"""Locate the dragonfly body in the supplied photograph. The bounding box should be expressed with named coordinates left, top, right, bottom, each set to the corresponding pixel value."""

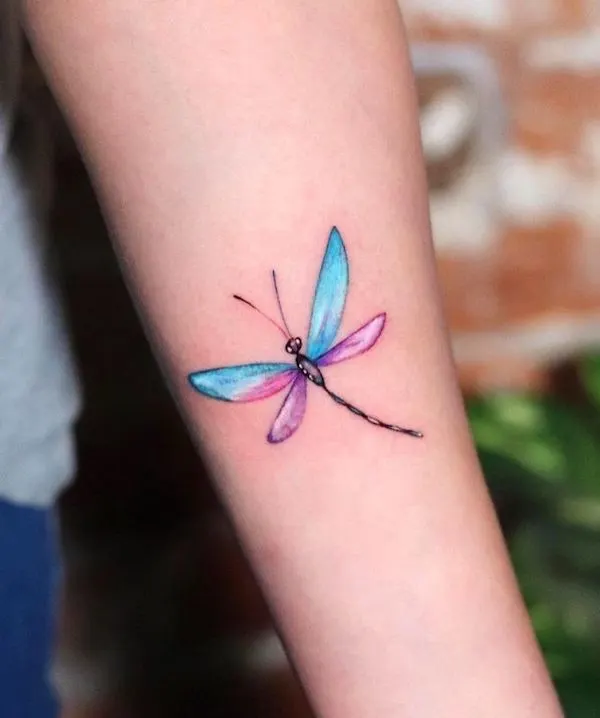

left=280, top=332, right=421, bottom=438
left=296, top=354, right=325, bottom=387
left=188, top=228, right=423, bottom=444
left=286, top=337, right=325, bottom=387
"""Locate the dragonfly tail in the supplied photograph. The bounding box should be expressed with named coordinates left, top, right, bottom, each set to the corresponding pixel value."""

left=324, top=387, right=423, bottom=438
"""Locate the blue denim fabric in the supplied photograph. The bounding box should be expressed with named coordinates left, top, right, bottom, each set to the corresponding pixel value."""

left=0, top=499, right=58, bottom=718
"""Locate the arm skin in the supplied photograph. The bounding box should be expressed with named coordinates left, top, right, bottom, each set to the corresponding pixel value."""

left=23, top=1, right=563, bottom=716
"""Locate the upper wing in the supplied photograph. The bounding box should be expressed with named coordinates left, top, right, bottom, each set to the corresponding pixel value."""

left=306, top=227, right=349, bottom=359
left=188, top=363, right=295, bottom=402
left=267, top=374, right=308, bottom=443
left=317, top=313, right=386, bottom=367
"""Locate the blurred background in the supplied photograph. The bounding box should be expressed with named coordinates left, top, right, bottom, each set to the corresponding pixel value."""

left=21, top=1, right=600, bottom=716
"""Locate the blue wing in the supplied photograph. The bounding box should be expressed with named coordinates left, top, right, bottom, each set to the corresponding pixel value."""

left=306, top=227, right=349, bottom=359
left=188, top=363, right=295, bottom=402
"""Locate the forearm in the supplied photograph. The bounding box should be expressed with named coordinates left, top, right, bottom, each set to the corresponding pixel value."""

left=24, top=1, right=562, bottom=716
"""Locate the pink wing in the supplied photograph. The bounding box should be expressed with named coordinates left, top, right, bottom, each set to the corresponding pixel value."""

left=267, top=374, right=308, bottom=443
left=317, top=313, right=386, bottom=367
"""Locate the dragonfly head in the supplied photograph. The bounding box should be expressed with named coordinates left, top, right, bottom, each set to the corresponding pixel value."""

left=285, top=337, right=303, bottom=355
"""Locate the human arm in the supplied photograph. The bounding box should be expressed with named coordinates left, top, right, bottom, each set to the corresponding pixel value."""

left=23, top=1, right=563, bottom=716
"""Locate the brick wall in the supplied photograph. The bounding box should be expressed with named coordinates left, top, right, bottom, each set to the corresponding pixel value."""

left=405, top=0, right=600, bottom=390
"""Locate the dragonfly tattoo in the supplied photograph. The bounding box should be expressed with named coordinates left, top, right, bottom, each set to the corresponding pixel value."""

left=188, top=227, right=423, bottom=444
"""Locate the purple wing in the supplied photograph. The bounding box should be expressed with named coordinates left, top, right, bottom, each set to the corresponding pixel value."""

left=267, top=374, right=308, bottom=443
left=317, top=313, right=386, bottom=367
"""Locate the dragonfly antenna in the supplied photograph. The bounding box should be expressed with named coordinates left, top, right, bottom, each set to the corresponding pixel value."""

left=272, top=270, right=293, bottom=338
left=233, top=294, right=289, bottom=339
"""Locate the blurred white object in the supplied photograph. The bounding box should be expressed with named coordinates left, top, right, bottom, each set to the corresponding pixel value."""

left=420, top=85, right=479, bottom=163
left=527, top=28, right=600, bottom=71
left=401, top=0, right=508, bottom=28
left=412, top=44, right=505, bottom=253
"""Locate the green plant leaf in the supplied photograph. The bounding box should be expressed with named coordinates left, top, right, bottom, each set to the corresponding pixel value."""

left=470, top=385, right=600, bottom=714
left=468, top=393, right=600, bottom=495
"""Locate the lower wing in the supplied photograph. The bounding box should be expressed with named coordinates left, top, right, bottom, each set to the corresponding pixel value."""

left=316, top=313, right=386, bottom=367
left=188, top=362, right=296, bottom=402
left=267, top=374, right=308, bottom=443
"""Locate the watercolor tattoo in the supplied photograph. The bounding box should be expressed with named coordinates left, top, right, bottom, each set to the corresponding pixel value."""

left=188, top=227, right=423, bottom=444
